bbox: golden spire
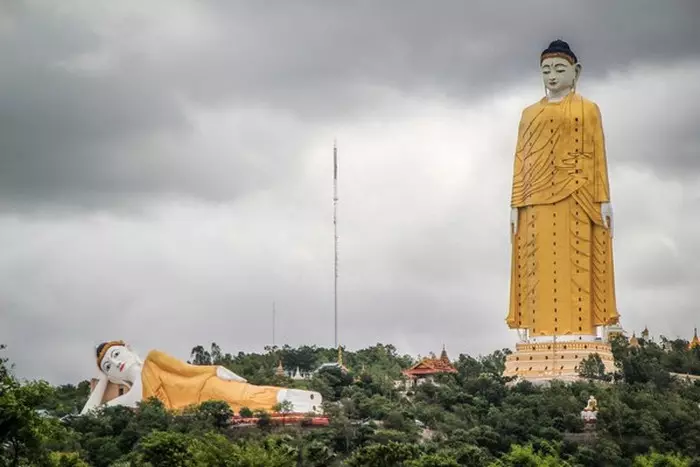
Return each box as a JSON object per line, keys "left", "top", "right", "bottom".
{"left": 689, "top": 328, "right": 700, "bottom": 350}
{"left": 439, "top": 344, "right": 450, "bottom": 364}
{"left": 337, "top": 345, "right": 343, "bottom": 365}
{"left": 641, "top": 326, "right": 649, "bottom": 339}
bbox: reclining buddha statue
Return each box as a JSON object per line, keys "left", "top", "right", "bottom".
{"left": 80, "top": 340, "right": 322, "bottom": 415}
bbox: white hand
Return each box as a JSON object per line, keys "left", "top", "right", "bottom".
{"left": 216, "top": 366, "right": 247, "bottom": 382}
{"left": 104, "top": 381, "right": 141, "bottom": 409}
{"left": 601, "top": 202, "right": 613, "bottom": 237}
{"left": 510, "top": 207, "right": 519, "bottom": 240}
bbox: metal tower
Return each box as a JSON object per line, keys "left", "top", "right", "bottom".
{"left": 333, "top": 141, "right": 339, "bottom": 349}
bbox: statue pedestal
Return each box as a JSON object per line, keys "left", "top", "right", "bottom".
{"left": 503, "top": 340, "right": 615, "bottom": 383}
{"left": 581, "top": 410, "right": 598, "bottom": 432}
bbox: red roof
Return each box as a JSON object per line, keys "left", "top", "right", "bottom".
{"left": 402, "top": 348, "right": 457, "bottom": 378}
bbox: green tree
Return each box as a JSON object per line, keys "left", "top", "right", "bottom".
{"left": 406, "top": 453, "right": 461, "bottom": 467}
{"left": 137, "top": 431, "right": 195, "bottom": 466}
{"left": 192, "top": 400, "right": 233, "bottom": 430}
{"left": 0, "top": 348, "right": 60, "bottom": 466}
{"left": 188, "top": 345, "right": 212, "bottom": 365}
{"left": 489, "top": 443, "right": 570, "bottom": 467}
{"left": 48, "top": 452, "right": 90, "bottom": 467}
{"left": 192, "top": 433, "right": 296, "bottom": 467}
{"left": 578, "top": 353, "right": 607, "bottom": 380}
{"left": 632, "top": 451, "right": 692, "bottom": 467}
{"left": 303, "top": 440, "right": 336, "bottom": 467}
{"left": 344, "top": 441, "right": 421, "bottom": 467}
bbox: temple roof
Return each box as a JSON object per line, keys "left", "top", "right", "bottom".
{"left": 689, "top": 328, "right": 700, "bottom": 350}
{"left": 403, "top": 346, "right": 457, "bottom": 378}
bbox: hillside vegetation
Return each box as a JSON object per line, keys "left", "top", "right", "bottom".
{"left": 2, "top": 336, "right": 700, "bottom": 466}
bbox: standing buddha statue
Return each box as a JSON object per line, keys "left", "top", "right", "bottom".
{"left": 503, "top": 40, "right": 620, "bottom": 381}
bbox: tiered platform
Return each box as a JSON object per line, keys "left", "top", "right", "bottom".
{"left": 503, "top": 339, "right": 615, "bottom": 383}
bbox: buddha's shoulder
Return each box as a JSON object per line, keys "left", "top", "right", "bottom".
{"left": 144, "top": 349, "right": 175, "bottom": 363}
{"left": 574, "top": 94, "right": 600, "bottom": 110}
{"left": 522, "top": 98, "right": 546, "bottom": 114}
{"left": 523, "top": 94, "right": 599, "bottom": 107}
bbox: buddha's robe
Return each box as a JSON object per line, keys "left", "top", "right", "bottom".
{"left": 507, "top": 93, "right": 619, "bottom": 337}
{"left": 141, "top": 350, "right": 280, "bottom": 412}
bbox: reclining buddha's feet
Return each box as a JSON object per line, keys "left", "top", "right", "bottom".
{"left": 277, "top": 388, "right": 322, "bottom": 414}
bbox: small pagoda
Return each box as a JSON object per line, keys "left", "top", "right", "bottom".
{"left": 629, "top": 333, "right": 640, "bottom": 348}
{"left": 315, "top": 346, "right": 349, "bottom": 374}
{"left": 402, "top": 346, "right": 457, "bottom": 386}
{"left": 641, "top": 326, "right": 650, "bottom": 341}
{"left": 275, "top": 360, "right": 286, "bottom": 377}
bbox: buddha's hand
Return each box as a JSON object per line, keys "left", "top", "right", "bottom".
{"left": 510, "top": 207, "right": 519, "bottom": 239}
{"left": 216, "top": 366, "right": 247, "bottom": 383}
{"left": 601, "top": 202, "right": 613, "bottom": 237}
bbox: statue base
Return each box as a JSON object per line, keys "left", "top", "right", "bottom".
{"left": 503, "top": 340, "right": 615, "bottom": 383}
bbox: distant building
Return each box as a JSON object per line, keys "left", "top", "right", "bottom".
{"left": 605, "top": 323, "right": 625, "bottom": 341}
{"left": 401, "top": 346, "right": 457, "bottom": 387}
{"left": 315, "top": 346, "right": 349, "bottom": 374}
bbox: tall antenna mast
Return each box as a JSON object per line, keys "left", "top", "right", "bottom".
{"left": 272, "top": 301, "right": 276, "bottom": 348}
{"left": 333, "top": 140, "right": 339, "bottom": 349}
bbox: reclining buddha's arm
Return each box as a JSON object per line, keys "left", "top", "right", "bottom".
{"left": 80, "top": 375, "right": 109, "bottom": 415}
{"left": 148, "top": 350, "right": 247, "bottom": 382}
{"left": 216, "top": 366, "right": 247, "bottom": 382}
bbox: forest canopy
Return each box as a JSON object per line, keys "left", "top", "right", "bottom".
{"left": 1, "top": 335, "right": 700, "bottom": 466}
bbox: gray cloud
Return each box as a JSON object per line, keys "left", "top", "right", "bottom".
{"left": 0, "top": 1, "right": 698, "bottom": 206}
{"left": 0, "top": 1, "right": 699, "bottom": 384}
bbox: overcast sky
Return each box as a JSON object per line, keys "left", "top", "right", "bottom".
{"left": 1, "top": 1, "right": 699, "bottom": 384}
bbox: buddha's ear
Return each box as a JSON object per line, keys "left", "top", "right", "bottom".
{"left": 574, "top": 63, "right": 583, "bottom": 82}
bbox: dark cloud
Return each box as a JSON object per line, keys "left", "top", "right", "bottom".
{"left": 201, "top": 0, "right": 700, "bottom": 107}
{"left": 0, "top": 1, "right": 699, "bottom": 384}
{"left": 0, "top": 1, "right": 698, "bottom": 206}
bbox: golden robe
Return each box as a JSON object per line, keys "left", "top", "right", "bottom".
{"left": 507, "top": 93, "right": 619, "bottom": 337}
{"left": 141, "top": 350, "right": 280, "bottom": 413}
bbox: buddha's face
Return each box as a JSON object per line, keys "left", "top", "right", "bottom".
{"left": 541, "top": 56, "right": 580, "bottom": 94}
{"left": 100, "top": 344, "right": 140, "bottom": 384}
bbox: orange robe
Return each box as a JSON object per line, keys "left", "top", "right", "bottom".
{"left": 507, "top": 93, "right": 619, "bottom": 337}
{"left": 141, "top": 350, "right": 280, "bottom": 413}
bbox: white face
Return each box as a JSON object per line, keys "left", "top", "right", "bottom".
{"left": 100, "top": 345, "right": 139, "bottom": 384}
{"left": 541, "top": 56, "right": 579, "bottom": 94}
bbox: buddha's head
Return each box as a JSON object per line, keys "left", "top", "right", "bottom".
{"left": 96, "top": 340, "right": 142, "bottom": 385}
{"left": 540, "top": 40, "right": 581, "bottom": 96}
